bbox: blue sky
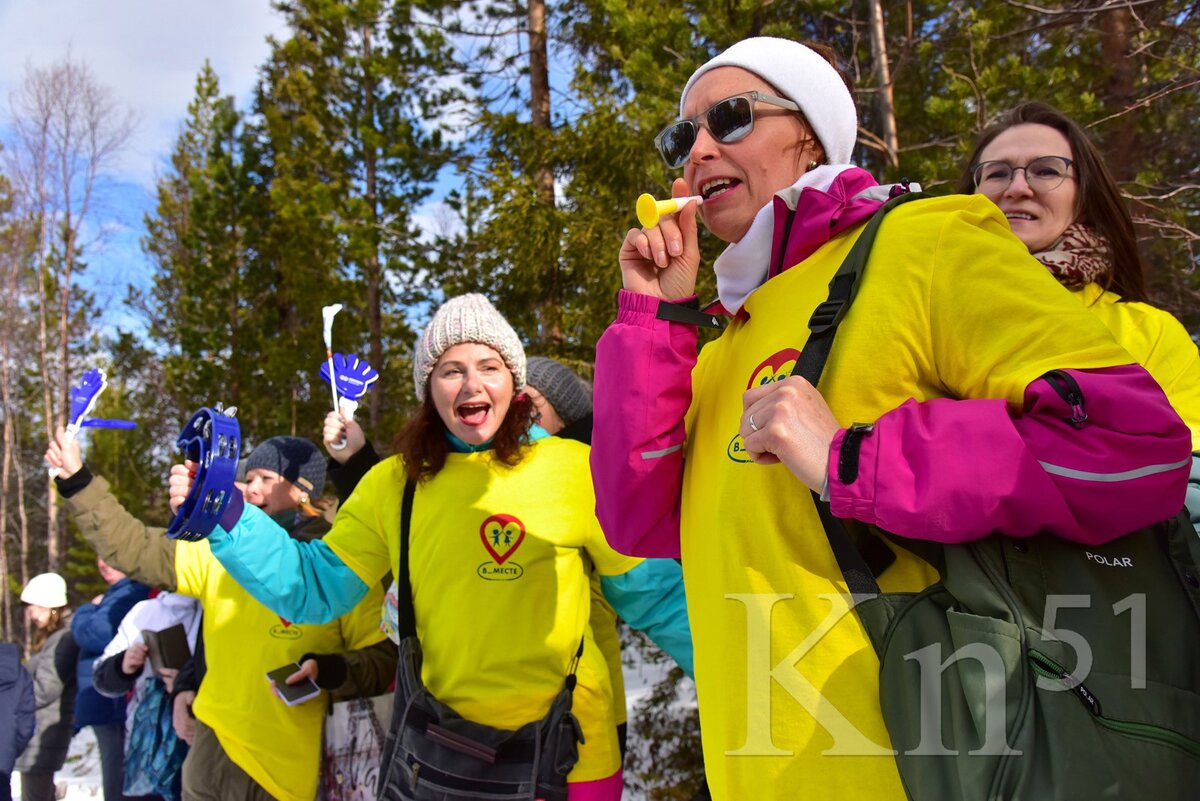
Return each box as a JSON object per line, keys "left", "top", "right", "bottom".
{"left": 0, "top": 0, "right": 287, "bottom": 332}
{"left": 1, "top": 1, "right": 582, "bottom": 337}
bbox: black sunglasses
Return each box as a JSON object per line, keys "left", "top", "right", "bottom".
{"left": 654, "top": 91, "right": 802, "bottom": 168}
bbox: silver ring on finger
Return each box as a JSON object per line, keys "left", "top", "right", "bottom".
{"left": 748, "top": 414, "right": 760, "bottom": 433}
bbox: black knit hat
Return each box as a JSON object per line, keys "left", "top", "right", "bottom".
{"left": 526, "top": 357, "right": 592, "bottom": 427}
{"left": 244, "top": 436, "right": 325, "bottom": 498}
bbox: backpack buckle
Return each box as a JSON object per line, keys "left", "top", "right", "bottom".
{"left": 808, "top": 299, "right": 847, "bottom": 335}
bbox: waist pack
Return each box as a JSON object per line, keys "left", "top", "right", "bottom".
{"left": 376, "top": 479, "right": 584, "bottom": 800}
{"left": 797, "top": 194, "right": 1200, "bottom": 800}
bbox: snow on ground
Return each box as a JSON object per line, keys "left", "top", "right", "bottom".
{"left": 12, "top": 726, "right": 104, "bottom": 800}
{"left": 624, "top": 634, "right": 676, "bottom": 712}
{"left": 17, "top": 639, "right": 682, "bottom": 800}
{"left": 621, "top": 629, "right": 699, "bottom": 800}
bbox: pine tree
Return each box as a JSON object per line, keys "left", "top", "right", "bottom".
{"left": 254, "top": 0, "right": 453, "bottom": 438}
{"left": 139, "top": 64, "right": 279, "bottom": 439}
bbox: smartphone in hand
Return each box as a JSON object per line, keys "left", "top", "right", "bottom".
{"left": 265, "top": 663, "right": 321, "bottom": 706}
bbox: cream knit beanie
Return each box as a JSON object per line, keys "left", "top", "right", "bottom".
{"left": 412, "top": 294, "right": 526, "bottom": 401}
{"left": 680, "top": 37, "right": 858, "bottom": 165}
{"left": 21, "top": 572, "right": 68, "bottom": 608}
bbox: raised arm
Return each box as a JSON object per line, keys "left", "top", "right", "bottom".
{"left": 592, "top": 176, "right": 704, "bottom": 559}
{"left": 591, "top": 290, "right": 699, "bottom": 558}
{"left": 171, "top": 459, "right": 395, "bottom": 625}
{"left": 204, "top": 496, "right": 370, "bottom": 625}
{"left": 46, "top": 428, "right": 178, "bottom": 589}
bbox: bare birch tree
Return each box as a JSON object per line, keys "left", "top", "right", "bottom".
{"left": 3, "top": 55, "right": 135, "bottom": 569}
{"left": 0, "top": 166, "right": 24, "bottom": 641}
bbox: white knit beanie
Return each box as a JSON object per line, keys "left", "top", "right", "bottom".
{"left": 680, "top": 37, "right": 858, "bottom": 165}
{"left": 412, "top": 294, "right": 526, "bottom": 402}
{"left": 21, "top": 572, "right": 68, "bottom": 608}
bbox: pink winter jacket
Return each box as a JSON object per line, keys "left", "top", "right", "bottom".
{"left": 591, "top": 186, "right": 1190, "bottom": 558}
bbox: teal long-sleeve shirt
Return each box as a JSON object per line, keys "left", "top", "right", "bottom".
{"left": 209, "top": 488, "right": 694, "bottom": 677}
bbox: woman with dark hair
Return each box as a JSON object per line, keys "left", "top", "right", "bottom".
{"left": 588, "top": 37, "right": 1190, "bottom": 799}
{"left": 180, "top": 294, "right": 692, "bottom": 800}
{"left": 955, "top": 102, "right": 1147, "bottom": 299}
{"left": 14, "top": 574, "right": 78, "bottom": 801}
{"left": 957, "top": 101, "right": 1200, "bottom": 525}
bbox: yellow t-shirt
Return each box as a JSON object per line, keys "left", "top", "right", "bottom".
{"left": 1074, "top": 281, "right": 1200, "bottom": 450}
{"left": 175, "top": 538, "right": 386, "bottom": 801}
{"left": 324, "top": 438, "right": 642, "bottom": 781}
{"left": 588, "top": 571, "right": 626, "bottom": 727}
{"left": 681, "top": 195, "right": 1137, "bottom": 798}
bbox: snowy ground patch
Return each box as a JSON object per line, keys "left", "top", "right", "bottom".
{"left": 13, "top": 726, "right": 103, "bottom": 800}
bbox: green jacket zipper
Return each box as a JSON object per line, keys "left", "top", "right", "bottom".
{"left": 1028, "top": 649, "right": 1200, "bottom": 759}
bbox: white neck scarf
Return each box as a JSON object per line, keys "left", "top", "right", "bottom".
{"left": 714, "top": 165, "right": 861, "bottom": 313}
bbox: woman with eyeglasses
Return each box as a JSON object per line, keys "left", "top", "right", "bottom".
{"left": 957, "top": 100, "right": 1200, "bottom": 530}
{"left": 589, "top": 37, "right": 1191, "bottom": 799}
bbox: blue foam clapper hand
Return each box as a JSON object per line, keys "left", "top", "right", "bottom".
{"left": 319, "top": 353, "right": 379, "bottom": 401}
{"left": 68, "top": 368, "right": 107, "bottom": 428}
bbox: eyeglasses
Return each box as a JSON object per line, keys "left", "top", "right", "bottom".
{"left": 654, "top": 91, "right": 801, "bottom": 168}
{"left": 972, "top": 156, "right": 1074, "bottom": 193}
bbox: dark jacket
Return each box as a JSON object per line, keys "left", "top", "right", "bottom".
{"left": 0, "top": 642, "right": 35, "bottom": 773}
{"left": 558, "top": 413, "right": 593, "bottom": 446}
{"left": 71, "top": 577, "right": 151, "bottom": 728}
{"left": 15, "top": 620, "right": 80, "bottom": 773}
{"left": 91, "top": 649, "right": 139, "bottom": 699}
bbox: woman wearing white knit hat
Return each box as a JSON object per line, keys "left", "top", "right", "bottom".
{"left": 16, "top": 573, "right": 78, "bottom": 801}
{"left": 175, "top": 293, "right": 693, "bottom": 800}
{"left": 590, "top": 36, "right": 1190, "bottom": 799}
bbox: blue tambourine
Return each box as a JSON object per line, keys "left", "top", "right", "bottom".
{"left": 165, "top": 406, "right": 241, "bottom": 542}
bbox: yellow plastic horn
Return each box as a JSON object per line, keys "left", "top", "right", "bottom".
{"left": 636, "top": 193, "right": 703, "bottom": 228}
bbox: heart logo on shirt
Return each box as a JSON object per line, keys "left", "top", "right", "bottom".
{"left": 480, "top": 514, "right": 526, "bottom": 564}
{"left": 746, "top": 348, "right": 801, "bottom": 390}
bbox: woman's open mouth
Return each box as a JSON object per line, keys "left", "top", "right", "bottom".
{"left": 457, "top": 403, "right": 491, "bottom": 427}
{"left": 700, "top": 177, "right": 740, "bottom": 201}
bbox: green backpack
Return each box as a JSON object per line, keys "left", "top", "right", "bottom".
{"left": 796, "top": 193, "right": 1200, "bottom": 800}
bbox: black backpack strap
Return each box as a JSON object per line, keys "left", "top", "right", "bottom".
{"left": 395, "top": 477, "right": 418, "bottom": 641}
{"left": 810, "top": 490, "right": 880, "bottom": 596}
{"left": 790, "top": 192, "right": 927, "bottom": 597}
{"left": 791, "top": 191, "right": 925, "bottom": 387}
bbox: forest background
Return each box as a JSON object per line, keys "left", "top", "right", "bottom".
{"left": 1, "top": 1, "right": 1197, "bottom": 795}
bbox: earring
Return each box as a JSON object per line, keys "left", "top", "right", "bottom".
{"left": 298, "top": 492, "right": 310, "bottom": 506}
{"left": 807, "top": 160, "right": 820, "bottom": 172}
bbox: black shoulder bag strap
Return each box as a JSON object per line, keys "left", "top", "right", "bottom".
{"left": 396, "top": 478, "right": 418, "bottom": 640}
{"left": 396, "top": 477, "right": 584, "bottom": 684}
{"left": 789, "top": 191, "right": 926, "bottom": 598}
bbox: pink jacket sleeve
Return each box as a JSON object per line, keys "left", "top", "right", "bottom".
{"left": 591, "top": 290, "right": 697, "bottom": 558}
{"left": 829, "top": 364, "right": 1191, "bottom": 544}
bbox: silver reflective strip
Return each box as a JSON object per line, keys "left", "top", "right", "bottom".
{"left": 1039, "top": 458, "right": 1190, "bottom": 483}
{"left": 641, "top": 444, "right": 683, "bottom": 460}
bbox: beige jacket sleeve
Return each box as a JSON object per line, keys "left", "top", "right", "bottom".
{"left": 63, "top": 475, "right": 178, "bottom": 590}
